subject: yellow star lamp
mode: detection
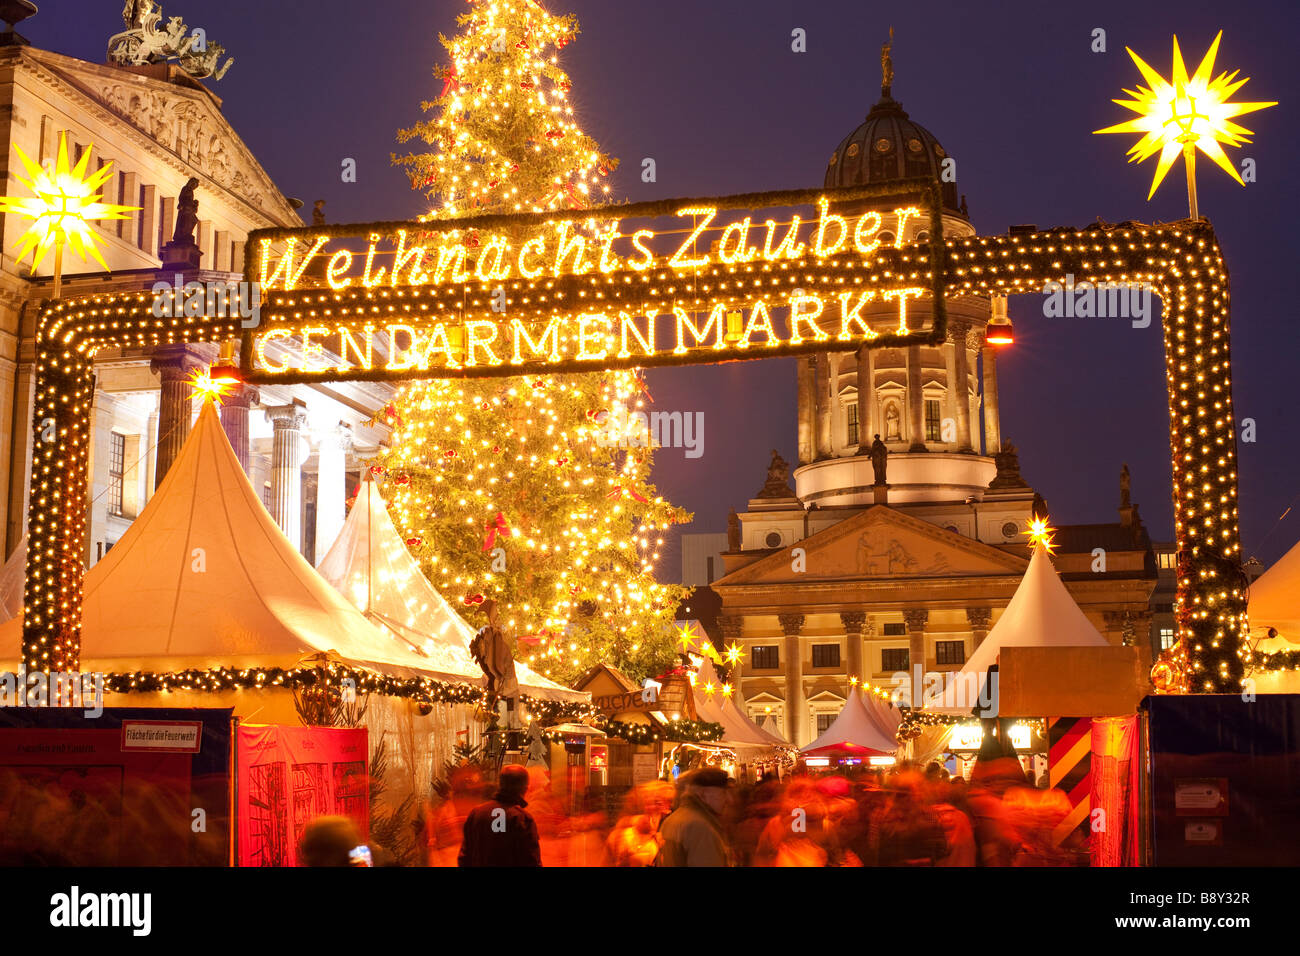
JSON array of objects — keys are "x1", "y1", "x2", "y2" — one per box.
[
  {"x1": 0, "y1": 133, "x2": 136, "y2": 295},
  {"x1": 1095, "y1": 31, "x2": 1275, "y2": 217}
]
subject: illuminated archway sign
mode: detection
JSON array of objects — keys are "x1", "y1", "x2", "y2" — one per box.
[
  {"x1": 24, "y1": 180, "x2": 1246, "y2": 694},
  {"x1": 238, "y1": 181, "x2": 948, "y2": 382}
]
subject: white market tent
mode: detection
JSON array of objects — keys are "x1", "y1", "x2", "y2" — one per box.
[
  {"x1": 314, "y1": 474, "x2": 581, "y2": 702},
  {"x1": 923, "y1": 542, "x2": 1110, "y2": 714},
  {"x1": 690, "y1": 653, "x2": 789, "y2": 750},
  {"x1": 0, "y1": 536, "x2": 22, "y2": 623},
  {"x1": 1245, "y1": 539, "x2": 1300, "y2": 693},
  {"x1": 0, "y1": 400, "x2": 478, "y2": 680},
  {"x1": 799, "y1": 686, "x2": 899, "y2": 757}
]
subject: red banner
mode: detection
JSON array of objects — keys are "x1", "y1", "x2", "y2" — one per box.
[{"x1": 236, "y1": 724, "x2": 369, "y2": 867}]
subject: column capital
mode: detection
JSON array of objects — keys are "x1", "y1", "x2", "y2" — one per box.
[
  {"x1": 149, "y1": 343, "x2": 213, "y2": 379},
  {"x1": 944, "y1": 319, "x2": 969, "y2": 345},
  {"x1": 840, "y1": 610, "x2": 867, "y2": 634},
  {"x1": 965, "y1": 327, "x2": 986, "y2": 351},
  {"x1": 778, "y1": 613, "x2": 805, "y2": 636},
  {"x1": 965, "y1": 606, "x2": 993, "y2": 630},
  {"x1": 903, "y1": 607, "x2": 929, "y2": 631},
  {"x1": 266, "y1": 399, "x2": 308, "y2": 430},
  {"x1": 718, "y1": 615, "x2": 744, "y2": 639}
]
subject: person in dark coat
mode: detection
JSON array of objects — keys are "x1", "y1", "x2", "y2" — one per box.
[{"x1": 458, "y1": 764, "x2": 542, "y2": 867}]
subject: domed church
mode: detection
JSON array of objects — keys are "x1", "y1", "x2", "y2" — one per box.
[{"x1": 711, "y1": 39, "x2": 1159, "y2": 749}]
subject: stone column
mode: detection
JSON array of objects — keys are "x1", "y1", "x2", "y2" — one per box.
[
  {"x1": 818, "y1": 355, "x2": 836, "y2": 457},
  {"x1": 841, "y1": 611, "x2": 866, "y2": 689},
  {"x1": 796, "y1": 357, "x2": 816, "y2": 464},
  {"x1": 982, "y1": 342, "x2": 1002, "y2": 456},
  {"x1": 904, "y1": 608, "x2": 929, "y2": 705},
  {"x1": 965, "y1": 328, "x2": 984, "y2": 455},
  {"x1": 967, "y1": 606, "x2": 992, "y2": 651},
  {"x1": 150, "y1": 344, "x2": 208, "y2": 487},
  {"x1": 314, "y1": 423, "x2": 352, "y2": 565},
  {"x1": 266, "y1": 400, "x2": 309, "y2": 551},
  {"x1": 857, "y1": 345, "x2": 875, "y2": 455},
  {"x1": 950, "y1": 322, "x2": 973, "y2": 452},
  {"x1": 778, "y1": 613, "x2": 805, "y2": 746},
  {"x1": 219, "y1": 384, "x2": 260, "y2": 474},
  {"x1": 906, "y1": 344, "x2": 925, "y2": 451}
]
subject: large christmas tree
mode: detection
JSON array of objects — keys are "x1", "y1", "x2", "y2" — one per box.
[{"x1": 383, "y1": 0, "x2": 689, "y2": 685}]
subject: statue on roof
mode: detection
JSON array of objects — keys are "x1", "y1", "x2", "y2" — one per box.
[
  {"x1": 108, "y1": 0, "x2": 233, "y2": 81},
  {"x1": 1120, "y1": 463, "x2": 1132, "y2": 507},
  {"x1": 881, "y1": 26, "x2": 894, "y2": 97},
  {"x1": 757, "y1": 449, "x2": 796, "y2": 499}
]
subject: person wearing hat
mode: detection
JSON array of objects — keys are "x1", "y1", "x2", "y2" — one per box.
[
  {"x1": 458, "y1": 764, "x2": 542, "y2": 867},
  {"x1": 654, "y1": 768, "x2": 732, "y2": 867}
]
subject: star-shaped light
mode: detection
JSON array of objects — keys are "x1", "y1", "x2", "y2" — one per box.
[
  {"x1": 188, "y1": 368, "x2": 235, "y2": 405},
  {"x1": 0, "y1": 133, "x2": 137, "y2": 274},
  {"x1": 1094, "y1": 31, "x2": 1276, "y2": 200},
  {"x1": 675, "y1": 624, "x2": 696, "y2": 652},
  {"x1": 702, "y1": 681, "x2": 716, "y2": 698},
  {"x1": 724, "y1": 642, "x2": 742, "y2": 666},
  {"x1": 1023, "y1": 516, "x2": 1057, "y2": 555},
  {"x1": 721, "y1": 683, "x2": 733, "y2": 698}
]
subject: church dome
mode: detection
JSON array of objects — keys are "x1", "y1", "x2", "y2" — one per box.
[{"x1": 823, "y1": 40, "x2": 963, "y2": 216}]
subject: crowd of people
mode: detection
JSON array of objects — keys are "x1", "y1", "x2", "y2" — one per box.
[{"x1": 300, "y1": 756, "x2": 1090, "y2": 867}]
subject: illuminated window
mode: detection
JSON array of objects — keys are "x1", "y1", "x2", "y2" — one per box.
[
  {"x1": 752, "y1": 646, "x2": 779, "y2": 670},
  {"x1": 936, "y1": 640, "x2": 966, "y2": 666},
  {"x1": 846, "y1": 401, "x2": 859, "y2": 447},
  {"x1": 881, "y1": 647, "x2": 909, "y2": 672},
  {"x1": 1159, "y1": 627, "x2": 1175, "y2": 650},
  {"x1": 1157, "y1": 552, "x2": 1178, "y2": 570},
  {"x1": 812, "y1": 644, "x2": 840, "y2": 668},
  {"x1": 924, "y1": 399, "x2": 941, "y2": 441},
  {"x1": 107, "y1": 432, "x2": 125, "y2": 516}
]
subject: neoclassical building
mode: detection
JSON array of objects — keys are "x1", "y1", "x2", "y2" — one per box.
[
  {"x1": 714, "y1": 67, "x2": 1157, "y2": 748},
  {"x1": 0, "y1": 17, "x2": 389, "y2": 571}
]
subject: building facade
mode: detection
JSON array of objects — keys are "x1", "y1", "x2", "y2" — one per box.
[
  {"x1": 713, "y1": 71, "x2": 1157, "y2": 748},
  {"x1": 0, "y1": 29, "x2": 392, "y2": 573}
]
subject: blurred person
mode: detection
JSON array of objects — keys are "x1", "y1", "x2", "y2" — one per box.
[
  {"x1": 655, "y1": 768, "x2": 732, "y2": 867},
  {"x1": 967, "y1": 756, "x2": 1027, "y2": 866},
  {"x1": 425, "y1": 764, "x2": 488, "y2": 867},
  {"x1": 300, "y1": 816, "x2": 364, "y2": 867},
  {"x1": 606, "y1": 781, "x2": 674, "y2": 866},
  {"x1": 458, "y1": 764, "x2": 542, "y2": 867}
]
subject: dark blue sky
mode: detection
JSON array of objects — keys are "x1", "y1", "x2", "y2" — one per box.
[{"x1": 43, "y1": 0, "x2": 1300, "y2": 575}]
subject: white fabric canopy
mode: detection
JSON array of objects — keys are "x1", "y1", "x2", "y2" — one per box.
[
  {"x1": 799, "y1": 687, "x2": 899, "y2": 755},
  {"x1": 923, "y1": 543, "x2": 1109, "y2": 713},
  {"x1": 1248, "y1": 538, "x2": 1300, "y2": 639},
  {"x1": 315, "y1": 475, "x2": 580, "y2": 702},
  {"x1": 691, "y1": 655, "x2": 789, "y2": 749},
  {"x1": 0, "y1": 536, "x2": 23, "y2": 623},
  {"x1": 0, "y1": 401, "x2": 581, "y2": 708}
]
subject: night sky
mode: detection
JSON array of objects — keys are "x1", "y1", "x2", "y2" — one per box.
[{"x1": 43, "y1": 0, "x2": 1300, "y2": 577}]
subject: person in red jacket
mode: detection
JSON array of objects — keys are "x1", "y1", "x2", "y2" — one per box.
[{"x1": 458, "y1": 764, "x2": 543, "y2": 867}]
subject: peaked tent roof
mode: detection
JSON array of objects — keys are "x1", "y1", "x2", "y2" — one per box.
[
  {"x1": 0, "y1": 536, "x2": 23, "y2": 623},
  {"x1": 683, "y1": 629, "x2": 789, "y2": 749},
  {"x1": 799, "y1": 687, "x2": 899, "y2": 756},
  {"x1": 315, "y1": 476, "x2": 581, "y2": 701},
  {"x1": 0, "y1": 401, "x2": 582, "y2": 703},
  {"x1": 924, "y1": 543, "x2": 1109, "y2": 713},
  {"x1": 1248, "y1": 537, "x2": 1300, "y2": 639},
  {"x1": 759, "y1": 713, "x2": 784, "y2": 740}
]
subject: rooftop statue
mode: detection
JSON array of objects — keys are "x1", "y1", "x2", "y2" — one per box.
[{"x1": 108, "y1": 0, "x2": 233, "y2": 81}]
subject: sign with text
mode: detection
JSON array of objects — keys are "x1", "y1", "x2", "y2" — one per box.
[{"x1": 241, "y1": 181, "x2": 947, "y2": 383}]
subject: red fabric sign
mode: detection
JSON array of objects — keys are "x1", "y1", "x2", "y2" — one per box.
[{"x1": 236, "y1": 724, "x2": 369, "y2": 867}]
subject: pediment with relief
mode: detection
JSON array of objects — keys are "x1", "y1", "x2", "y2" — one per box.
[
  {"x1": 25, "y1": 48, "x2": 296, "y2": 223},
  {"x1": 717, "y1": 505, "x2": 1027, "y2": 587}
]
